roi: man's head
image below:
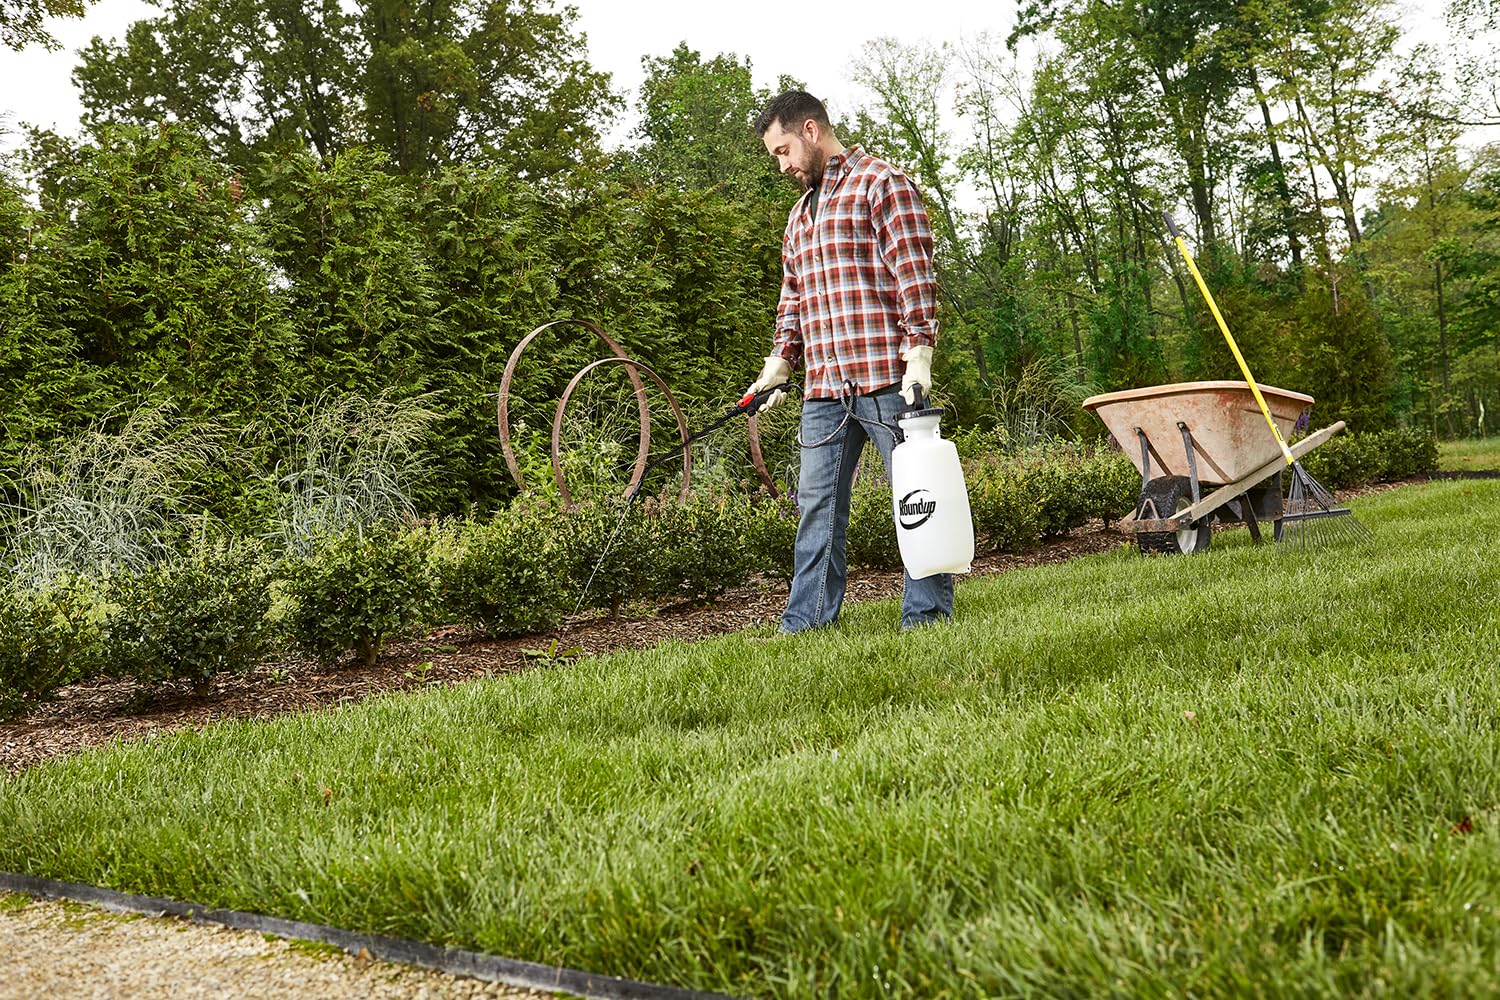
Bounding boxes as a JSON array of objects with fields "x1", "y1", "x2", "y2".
[{"x1": 755, "y1": 90, "x2": 841, "y2": 191}]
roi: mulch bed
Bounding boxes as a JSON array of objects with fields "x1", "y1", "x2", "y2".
[{"x1": 1, "y1": 474, "x2": 1434, "y2": 777}]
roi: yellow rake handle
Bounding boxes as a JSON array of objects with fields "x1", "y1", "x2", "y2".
[{"x1": 1164, "y1": 213, "x2": 1296, "y2": 467}]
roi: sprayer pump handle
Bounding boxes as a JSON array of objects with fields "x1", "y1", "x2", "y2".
[{"x1": 901, "y1": 384, "x2": 943, "y2": 419}]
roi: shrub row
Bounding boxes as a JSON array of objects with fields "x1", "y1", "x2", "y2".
[
  {"x1": 1297, "y1": 426, "x2": 1440, "y2": 490},
  {"x1": 0, "y1": 430, "x2": 1434, "y2": 717}
]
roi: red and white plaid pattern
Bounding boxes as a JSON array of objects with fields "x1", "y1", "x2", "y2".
[{"x1": 771, "y1": 146, "x2": 938, "y2": 400}]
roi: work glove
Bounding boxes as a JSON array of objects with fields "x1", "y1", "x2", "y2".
[
  {"x1": 744, "y1": 355, "x2": 792, "y2": 413},
  {"x1": 900, "y1": 345, "x2": 933, "y2": 407}
]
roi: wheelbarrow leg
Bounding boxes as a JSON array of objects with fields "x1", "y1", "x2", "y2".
[
  {"x1": 1241, "y1": 499, "x2": 1263, "y2": 544},
  {"x1": 1177, "y1": 422, "x2": 1202, "y2": 503}
]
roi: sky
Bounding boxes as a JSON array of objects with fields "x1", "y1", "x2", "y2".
[
  {"x1": 0, "y1": 0, "x2": 1483, "y2": 157},
  {"x1": 0, "y1": 0, "x2": 1010, "y2": 153}
]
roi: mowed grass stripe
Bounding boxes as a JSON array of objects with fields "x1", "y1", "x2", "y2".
[{"x1": 3, "y1": 479, "x2": 1499, "y2": 996}]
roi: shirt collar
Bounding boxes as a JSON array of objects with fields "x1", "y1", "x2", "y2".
[
  {"x1": 794, "y1": 146, "x2": 863, "y2": 220},
  {"x1": 824, "y1": 145, "x2": 860, "y2": 178}
]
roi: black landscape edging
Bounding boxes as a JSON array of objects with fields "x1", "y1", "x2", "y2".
[{"x1": 0, "y1": 871, "x2": 735, "y2": 1000}]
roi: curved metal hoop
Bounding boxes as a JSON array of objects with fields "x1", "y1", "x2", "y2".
[
  {"x1": 552, "y1": 357, "x2": 692, "y2": 506},
  {"x1": 498, "y1": 317, "x2": 785, "y2": 500},
  {"x1": 497, "y1": 319, "x2": 650, "y2": 493},
  {"x1": 746, "y1": 413, "x2": 778, "y2": 494}
]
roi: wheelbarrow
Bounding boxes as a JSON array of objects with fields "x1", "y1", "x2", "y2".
[{"x1": 1082, "y1": 380, "x2": 1346, "y2": 555}]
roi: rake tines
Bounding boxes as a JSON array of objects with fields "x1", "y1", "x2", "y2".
[{"x1": 1278, "y1": 462, "x2": 1373, "y2": 550}]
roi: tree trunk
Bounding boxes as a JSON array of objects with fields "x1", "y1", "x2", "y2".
[{"x1": 1250, "y1": 64, "x2": 1304, "y2": 275}]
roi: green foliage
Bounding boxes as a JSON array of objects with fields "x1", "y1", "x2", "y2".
[
  {"x1": 1085, "y1": 450, "x2": 1144, "y2": 526},
  {"x1": 847, "y1": 472, "x2": 904, "y2": 571},
  {"x1": 2, "y1": 125, "x2": 791, "y2": 520},
  {"x1": 1299, "y1": 433, "x2": 1384, "y2": 491},
  {"x1": 557, "y1": 498, "x2": 660, "y2": 619},
  {"x1": 262, "y1": 391, "x2": 439, "y2": 555},
  {"x1": 3, "y1": 125, "x2": 288, "y2": 472},
  {"x1": 967, "y1": 466, "x2": 1039, "y2": 553},
  {"x1": 1290, "y1": 278, "x2": 1395, "y2": 432},
  {"x1": 282, "y1": 523, "x2": 430, "y2": 667},
  {"x1": 1372, "y1": 427, "x2": 1440, "y2": 480},
  {"x1": 742, "y1": 491, "x2": 798, "y2": 583},
  {"x1": 652, "y1": 491, "x2": 755, "y2": 602},
  {"x1": 963, "y1": 443, "x2": 1136, "y2": 550},
  {"x1": 1087, "y1": 259, "x2": 1166, "y2": 392},
  {"x1": 556, "y1": 490, "x2": 762, "y2": 616},
  {"x1": 1, "y1": 400, "x2": 225, "y2": 587},
  {"x1": 1298, "y1": 427, "x2": 1439, "y2": 490},
  {"x1": 73, "y1": 0, "x2": 616, "y2": 177},
  {"x1": 0, "y1": 0, "x2": 90, "y2": 51},
  {"x1": 1021, "y1": 459, "x2": 1090, "y2": 540},
  {"x1": 0, "y1": 579, "x2": 103, "y2": 719},
  {"x1": 632, "y1": 43, "x2": 784, "y2": 202},
  {"x1": 256, "y1": 146, "x2": 438, "y2": 398},
  {"x1": 105, "y1": 540, "x2": 273, "y2": 692},
  {"x1": 429, "y1": 510, "x2": 566, "y2": 637}
]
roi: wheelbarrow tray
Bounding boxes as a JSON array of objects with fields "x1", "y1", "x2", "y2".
[{"x1": 1083, "y1": 380, "x2": 1313, "y2": 483}]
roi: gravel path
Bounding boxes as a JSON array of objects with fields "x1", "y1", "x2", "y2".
[{"x1": 0, "y1": 893, "x2": 552, "y2": 999}]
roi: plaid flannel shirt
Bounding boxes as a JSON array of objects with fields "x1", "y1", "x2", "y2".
[{"x1": 771, "y1": 146, "x2": 938, "y2": 400}]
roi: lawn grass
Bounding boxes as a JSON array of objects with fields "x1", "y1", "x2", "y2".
[
  {"x1": 3, "y1": 480, "x2": 1500, "y2": 996},
  {"x1": 1439, "y1": 436, "x2": 1500, "y2": 472}
]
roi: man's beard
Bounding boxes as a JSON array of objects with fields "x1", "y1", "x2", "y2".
[{"x1": 794, "y1": 142, "x2": 822, "y2": 190}]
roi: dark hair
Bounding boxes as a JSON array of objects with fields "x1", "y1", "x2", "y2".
[{"x1": 754, "y1": 90, "x2": 832, "y2": 136}]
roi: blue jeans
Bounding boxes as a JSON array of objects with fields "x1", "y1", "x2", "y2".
[{"x1": 782, "y1": 386, "x2": 954, "y2": 632}]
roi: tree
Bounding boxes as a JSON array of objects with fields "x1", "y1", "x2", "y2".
[
  {"x1": 631, "y1": 43, "x2": 784, "y2": 202},
  {"x1": 851, "y1": 37, "x2": 994, "y2": 382},
  {"x1": 1, "y1": 0, "x2": 92, "y2": 50},
  {"x1": 1261, "y1": 0, "x2": 1399, "y2": 262},
  {"x1": 74, "y1": 0, "x2": 618, "y2": 177}
]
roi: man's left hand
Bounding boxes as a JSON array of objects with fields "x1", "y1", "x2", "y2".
[{"x1": 900, "y1": 346, "x2": 933, "y2": 406}]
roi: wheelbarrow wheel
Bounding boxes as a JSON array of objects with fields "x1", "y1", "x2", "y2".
[{"x1": 1136, "y1": 476, "x2": 1211, "y2": 556}]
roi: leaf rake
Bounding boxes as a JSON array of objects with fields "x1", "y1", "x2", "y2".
[{"x1": 1164, "y1": 213, "x2": 1372, "y2": 549}]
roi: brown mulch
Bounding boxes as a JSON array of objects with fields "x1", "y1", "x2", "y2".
[{"x1": 3, "y1": 474, "x2": 1432, "y2": 777}]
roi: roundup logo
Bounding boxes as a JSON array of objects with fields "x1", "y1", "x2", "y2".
[{"x1": 897, "y1": 490, "x2": 937, "y2": 530}]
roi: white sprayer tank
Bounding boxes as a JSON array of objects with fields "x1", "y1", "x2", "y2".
[{"x1": 890, "y1": 406, "x2": 974, "y2": 579}]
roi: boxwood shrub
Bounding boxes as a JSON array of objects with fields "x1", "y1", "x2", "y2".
[
  {"x1": 743, "y1": 491, "x2": 799, "y2": 583},
  {"x1": 281, "y1": 523, "x2": 431, "y2": 666},
  {"x1": 652, "y1": 491, "x2": 756, "y2": 602},
  {"x1": 0, "y1": 579, "x2": 105, "y2": 719},
  {"x1": 1298, "y1": 426, "x2": 1439, "y2": 490},
  {"x1": 105, "y1": 540, "x2": 274, "y2": 693},
  {"x1": 429, "y1": 509, "x2": 567, "y2": 637}
]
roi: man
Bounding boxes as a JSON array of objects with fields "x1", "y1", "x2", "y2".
[{"x1": 744, "y1": 90, "x2": 953, "y2": 633}]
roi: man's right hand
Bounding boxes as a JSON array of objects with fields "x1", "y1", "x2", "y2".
[{"x1": 744, "y1": 356, "x2": 792, "y2": 413}]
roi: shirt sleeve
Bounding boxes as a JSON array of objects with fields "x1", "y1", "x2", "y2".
[
  {"x1": 870, "y1": 170, "x2": 938, "y2": 355},
  {"x1": 771, "y1": 215, "x2": 805, "y2": 368}
]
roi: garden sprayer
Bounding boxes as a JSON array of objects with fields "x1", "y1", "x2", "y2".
[{"x1": 889, "y1": 386, "x2": 974, "y2": 578}]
